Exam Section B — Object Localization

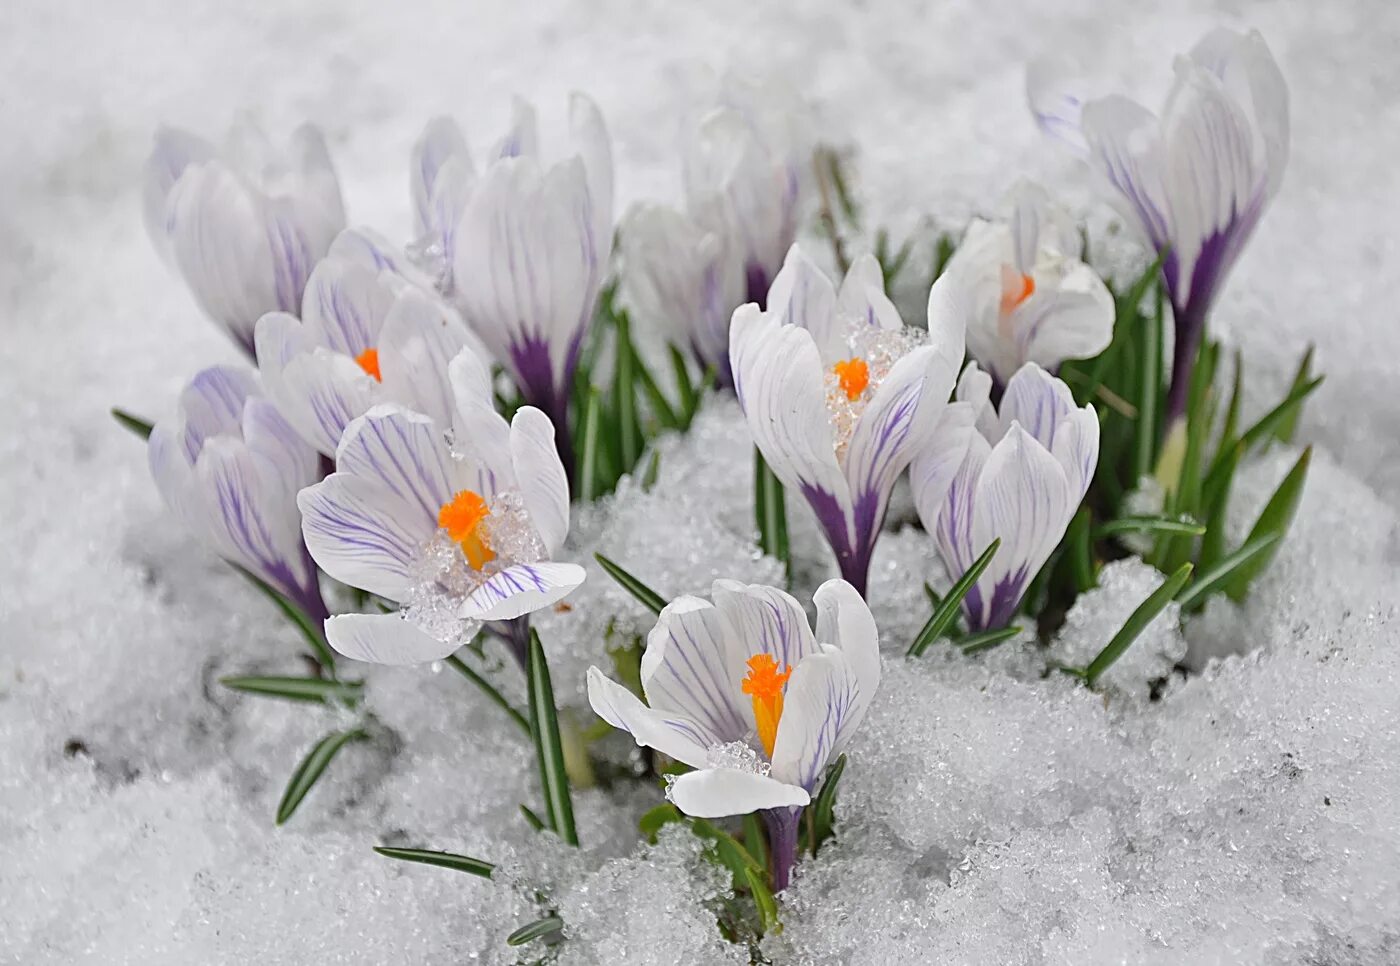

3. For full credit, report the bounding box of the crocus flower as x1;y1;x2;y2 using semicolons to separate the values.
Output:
148;366;327;622
911;362;1098;632
436;95;613;476
1028;28;1289;417
729;245;966;597
142;119;347;356
297;347;586;667
587;578;877;889
942;181;1114;389
254;227;487;458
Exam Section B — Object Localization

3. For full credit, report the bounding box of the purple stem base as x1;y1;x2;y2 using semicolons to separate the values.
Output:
762;805;802;892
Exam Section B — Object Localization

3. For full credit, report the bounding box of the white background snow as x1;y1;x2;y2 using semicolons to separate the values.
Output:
2;0;1398;963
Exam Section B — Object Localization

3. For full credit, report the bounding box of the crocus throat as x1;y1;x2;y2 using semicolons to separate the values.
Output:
832;357;870;402
437;489;495;570
741;653;792;759
355;348;382;382
999;267;1035;316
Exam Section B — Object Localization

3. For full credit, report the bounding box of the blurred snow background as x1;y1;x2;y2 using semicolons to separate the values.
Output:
2;0;1398;963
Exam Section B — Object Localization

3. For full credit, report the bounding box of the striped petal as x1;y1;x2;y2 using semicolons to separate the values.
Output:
142;126;214;263
457;561;586;621
325;612;458;666
298;472;426;601
764;245;839;360
569;92;614;259
377;286;482;431
668;768;809;819
509;406;571;556
412;117;472;240
769;648;864;792
711;580;819;674
334;406;453;531
587;667;717;770
300;254;395;356
836;253;903;332
811;578;879;739
640;596;753;745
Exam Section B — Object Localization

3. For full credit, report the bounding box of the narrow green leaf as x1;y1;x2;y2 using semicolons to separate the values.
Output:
231;565;337;675
1273;345;1315;444
669;345;698;422
519;804;546;832
932;234;957;281
633;349;681;431
1236;375;1324;456
1177;533;1281;613
276;728;367;824
810;753;847;854
1218;350;1245;456
111;406;154;440
639;802;684;843
443;655;530;735
907;539;1001;657
220;675;362;706
506;916;564;947
640;449;662;492
594;552;667;615
526;630;578;846
923;582;942;609
372;846;495;878
1083;563;1193;689
1225;446;1311;601
744;866;781;934
577;388;603;503
612;310;642;471
1094;516;1205;539
690;817;766;880
754;448;790;573
1197;442;1239;574
744;812;770;869
956;625;1022;654
1133;285;1163;480
1066;507;1096;593
825;148;859;227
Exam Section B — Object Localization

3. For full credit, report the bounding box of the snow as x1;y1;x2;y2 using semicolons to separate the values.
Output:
3;0;1399;963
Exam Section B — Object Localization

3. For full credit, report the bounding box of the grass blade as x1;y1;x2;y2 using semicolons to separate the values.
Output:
754;448;790;574
526;629;578;845
634;350;680;431
1133;283;1163;480
1225;446;1311;601
1083;563;1193;689
1236;375;1324;456
594;552;667;615
519;804;546;832
613;309;641;471
443;655;530;735
669;345;698;422
1273;345;1315;444
372;846;495;878
507;916;564;947
810;753;846;855
1176;533;1281;613
231;565;337;675
744;866;781;934
220;675;362;707
276;728;367;824
907;539;1001;657
957;625;1022;654
577;388;603;503
111;406;154;440
1094;516;1205;539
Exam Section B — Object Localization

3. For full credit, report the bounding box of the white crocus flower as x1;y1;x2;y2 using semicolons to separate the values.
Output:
254;227;487;458
143;119;346;356
408;95;613;476
729;245;966;597
297;348;586;667
944;182;1114;388
148;365;326;621
911;362;1099;632
1029;27;1288;417
588;578;878;890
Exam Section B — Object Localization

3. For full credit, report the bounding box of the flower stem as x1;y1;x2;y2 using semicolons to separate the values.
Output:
488;616;532;672
762;805;802;892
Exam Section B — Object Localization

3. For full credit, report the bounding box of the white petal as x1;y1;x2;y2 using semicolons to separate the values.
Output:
448;349;515;499
925;268;970;385
194;435;306;588
509;406;571;556
769;649;865;791
764;245;840;361
587;668;716;770
412;117;472;239
261;341;378;458
286;123;347;245
668;768;809;819
325;612;457;666
1189;28;1288;196
570;92;615;258
711;579;819;673
298;472;427;600
1026;56;1091;157
998;362;1077;450
836;253;903;332
490;96;540;160
641;595;753;744
458;562;585;621
1080;95;1172;251
1020;260;1115;372
377;286;480;431
930;431;994;611
910;402;979;536
954;362;1001;441
812;578;879;722
300;254;394;356
1050;404;1101;510
143;126;214;263
334;406;454;528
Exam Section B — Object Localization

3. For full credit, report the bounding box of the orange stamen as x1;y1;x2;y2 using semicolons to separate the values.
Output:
355;348;382;382
999;267;1036;316
832;357;870;402
741;653;792;758
437;490;495;570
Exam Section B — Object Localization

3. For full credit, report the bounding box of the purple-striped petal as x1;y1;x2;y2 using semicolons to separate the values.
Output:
769;648;863;793
325;612;458;666
334;406;453;531
711;580;819;674
640;596;753;745
587;667;717;770
298;472;426;601
457;561;586;621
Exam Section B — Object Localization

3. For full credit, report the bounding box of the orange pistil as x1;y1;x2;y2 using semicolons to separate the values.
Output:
832;357;870;402
741;653;793;758
355;348;382;381
999;267;1036;317
437;489;496;570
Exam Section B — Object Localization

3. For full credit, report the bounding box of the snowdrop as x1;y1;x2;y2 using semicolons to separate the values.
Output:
1029;28;1289;416
297;348;586;667
588;578;877;889
411;96;613;474
148;366;326;621
619;75;810;385
254;228;486;458
911;362;1098;632
943;182;1114;388
143;120;346;356
729;246;966;596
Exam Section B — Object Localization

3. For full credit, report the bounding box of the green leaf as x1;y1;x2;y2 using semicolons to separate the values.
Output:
932;233;957;281
372;846;495;878
633;350;680;431
1225;446;1311;602
1273;345;1315;444
111;406;154;440
744;866;781;935
526;630;578;846
639;802;684;843
1082;563;1193;689
907;539;1001;657
1094;516;1205;539
809;753;847;854
1176;533;1281;613
506;916;564;947
443;655;530;735
1197;442;1239;574
1235;375;1324;457
219;675;362;707
576;388;603;502
276;728;367;824
1217;350;1245;457
669;345;699;424
612;309;642;472
691;817;766;886
1133;284;1164;480
956;625;1022;654
519;804;546;832
753;448;790;574
594;552;667;615
640;449;662;492
231;565;337;675
744;812;770;869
